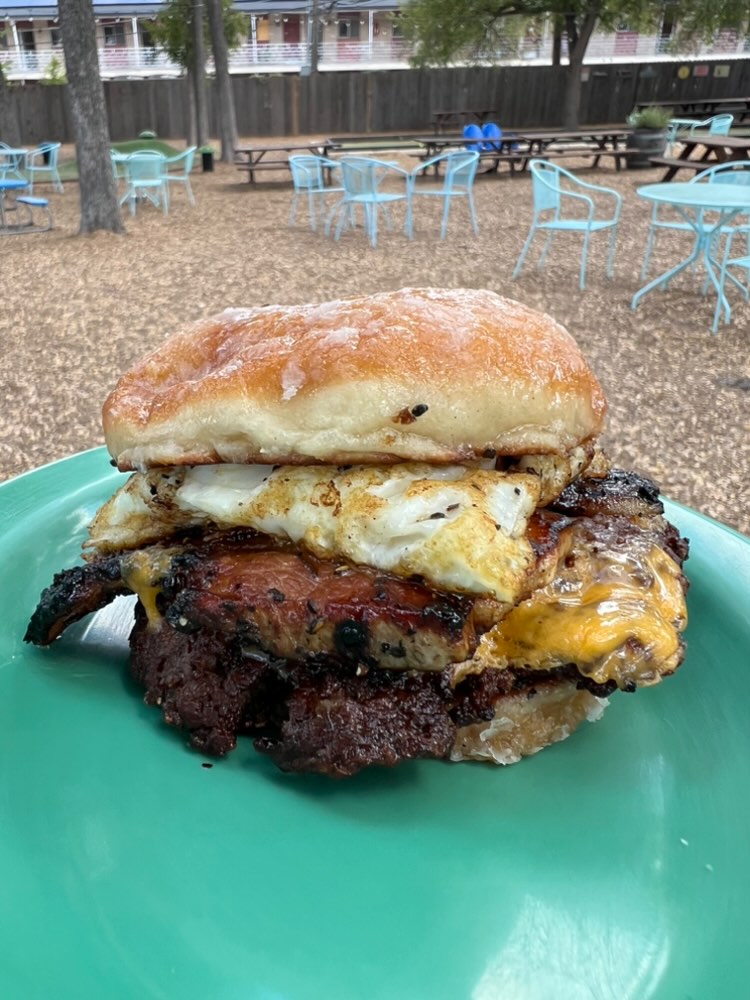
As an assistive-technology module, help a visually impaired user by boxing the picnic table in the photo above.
[327,135,426,154]
[635,97,750,124]
[234,140,338,184]
[650,132,750,181]
[430,109,497,133]
[514,128,634,170]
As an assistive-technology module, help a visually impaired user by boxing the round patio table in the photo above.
[0,177,29,231]
[631,182,750,329]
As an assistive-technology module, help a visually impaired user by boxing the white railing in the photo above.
[1,31,748,80]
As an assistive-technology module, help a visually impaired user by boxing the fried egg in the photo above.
[87,462,543,603]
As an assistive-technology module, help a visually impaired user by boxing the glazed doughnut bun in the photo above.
[103,287,606,470]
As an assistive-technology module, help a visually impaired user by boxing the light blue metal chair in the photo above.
[119,151,168,216]
[25,142,63,193]
[462,124,484,152]
[640,161,750,280]
[331,157,410,248]
[689,113,734,137]
[512,159,622,290]
[162,146,196,206]
[408,151,479,239]
[666,114,734,154]
[288,155,343,231]
[0,142,26,182]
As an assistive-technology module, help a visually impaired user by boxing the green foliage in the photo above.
[41,56,67,85]
[627,106,674,129]
[150,0,246,70]
[111,138,183,156]
[402,0,749,66]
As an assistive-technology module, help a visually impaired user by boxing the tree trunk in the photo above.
[206,0,237,162]
[0,66,22,147]
[186,69,197,146]
[58,0,123,234]
[191,0,209,148]
[309,0,320,74]
[561,13,597,129]
[551,19,562,67]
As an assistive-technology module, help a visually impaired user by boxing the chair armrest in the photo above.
[557,187,596,220]
[410,153,445,176]
[568,177,622,219]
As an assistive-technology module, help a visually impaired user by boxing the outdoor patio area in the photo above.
[1,142,748,535]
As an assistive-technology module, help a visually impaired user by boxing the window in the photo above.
[16,24,36,52]
[50,26,62,47]
[337,16,360,40]
[103,22,126,47]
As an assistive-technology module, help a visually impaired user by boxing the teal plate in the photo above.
[1,449,748,999]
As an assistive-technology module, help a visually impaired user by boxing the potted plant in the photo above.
[625,106,673,169]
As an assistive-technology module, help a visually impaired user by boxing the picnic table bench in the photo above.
[635,97,750,124]
[234,140,337,184]
[650,132,750,180]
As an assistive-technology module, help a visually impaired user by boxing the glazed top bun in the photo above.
[103,287,606,470]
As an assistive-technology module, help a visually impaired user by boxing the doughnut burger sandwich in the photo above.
[26,288,689,777]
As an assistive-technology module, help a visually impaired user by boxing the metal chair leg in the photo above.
[467,190,479,235]
[537,230,554,268]
[606,225,617,279]
[579,231,591,290]
[512,223,537,280]
[287,192,299,227]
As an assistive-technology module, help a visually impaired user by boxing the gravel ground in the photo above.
[1,141,748,535]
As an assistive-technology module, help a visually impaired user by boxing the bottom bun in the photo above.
[452,682,608,765]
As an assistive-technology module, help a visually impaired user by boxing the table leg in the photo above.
[631,242,703,309]
[631,206,743,320]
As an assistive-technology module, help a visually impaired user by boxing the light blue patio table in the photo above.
[0,177,29,230]
[631,182,750,328]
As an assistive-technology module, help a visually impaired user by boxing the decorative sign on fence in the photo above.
[714,64,731,78]
[693,64,710,77]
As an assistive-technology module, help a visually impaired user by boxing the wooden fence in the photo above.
[5,59,750,144]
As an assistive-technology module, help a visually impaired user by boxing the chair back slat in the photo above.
[289,155,328,191]
[694,162,750,187]
[530,160,561,213]
[707,114,734,135]
[340,157,386,197]
[443,151,480,192]
[126,152,165,182]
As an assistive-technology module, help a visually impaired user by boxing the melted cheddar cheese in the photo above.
[120,549,174,628]
[474,530,687,689]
